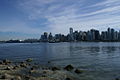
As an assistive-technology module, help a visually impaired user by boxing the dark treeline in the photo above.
[1,27,120,43]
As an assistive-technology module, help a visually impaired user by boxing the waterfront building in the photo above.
[111,28,115,41]
[40,32,48,42]
[39,27,120,42]
[90,29,95,41]
[69,27,74,41]
[94,30,100,41]
[114,31,118,41]
[55,34,62,42]
[118,30,120,41]
[86,31,92,41]
[107,28,111,40]
[48,32,53,41]
[78,31,83,41]
[101,31,108,41]
[73,30,79,41]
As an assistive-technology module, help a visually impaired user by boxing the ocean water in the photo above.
[0,42,120,80]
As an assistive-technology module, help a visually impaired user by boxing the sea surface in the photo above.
[0,42,120,80]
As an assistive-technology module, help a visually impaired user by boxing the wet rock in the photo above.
[43,70,47,74]
[48,61,51,63]
[31,67,34,70]
[1,73,13,79]
[52,66,60,71]
[24,75,35,80]
[31,65,39,69]
[11,76,22,80]
[0,61,3,64]
[65,77,71,80]
[115,78,119,80]
[3,59,11,65]
[64,65,74,71]
[42,67,48,70]
[38,77,55,80]
[13,65,20,69]
[20,63,27,68]
[41,75,47,77]
[74,69,83,74]
[26,58,33,62]
[25,75,31,80]
[5,66,12,70]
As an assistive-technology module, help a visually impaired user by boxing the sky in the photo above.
[0,0,120,40]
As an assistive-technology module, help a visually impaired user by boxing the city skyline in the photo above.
[0,0,120,40]
[1,27,120,42]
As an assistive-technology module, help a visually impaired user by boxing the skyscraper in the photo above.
[40,32,48,42]
[107,27,111,40]
[118,30,120,41]
[111,28,114,41]
[69,28,74,41]
[48,32,53,41]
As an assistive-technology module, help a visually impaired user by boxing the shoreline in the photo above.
[0,59,119,80]
[0,58,84,80]
[1,41,120,44]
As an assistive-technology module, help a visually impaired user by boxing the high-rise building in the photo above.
[40,32,48,42]
[73,31,79,41]
[107,27,111,40]
[114,31,118,40]
[111,28,114,41]
[69,28,74,41]
[90,29,95,40]
[87,31,92,41]
[39,27,120,42]
[94,30,100,40]
[48,32,53,41]
[118,30,120,41]
[78,31,82,41]
[101,31,108,41]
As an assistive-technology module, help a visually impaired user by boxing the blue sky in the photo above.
[0,0,120,40]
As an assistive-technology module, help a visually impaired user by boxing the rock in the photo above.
[74,69,83,74]
[31,65,38,69]
[25,75,31,80]
[48,61,51,63]
[38,77,55,80]
[52,66,60,71]
[43,71,47,74]
[5,66,12,70]
[0,61,3,64]
[3,59,11,65]
[24,75,35,80]
[20,63,27,68]
[41,75,46,77]
[11,76,22,80]
[115,78,119,80]
[65,77,71,80]
[13,65,20,69]
[26,58,33,62]
[64,65,74,71]
[31,67,34,70]
[1,73,13,79]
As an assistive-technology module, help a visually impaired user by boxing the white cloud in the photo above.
[12,0,120,34]
[91,0,120,7]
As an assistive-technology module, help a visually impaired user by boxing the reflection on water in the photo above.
[0,42,120,80]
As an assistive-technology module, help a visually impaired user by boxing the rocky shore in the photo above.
[0,58,84,80]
